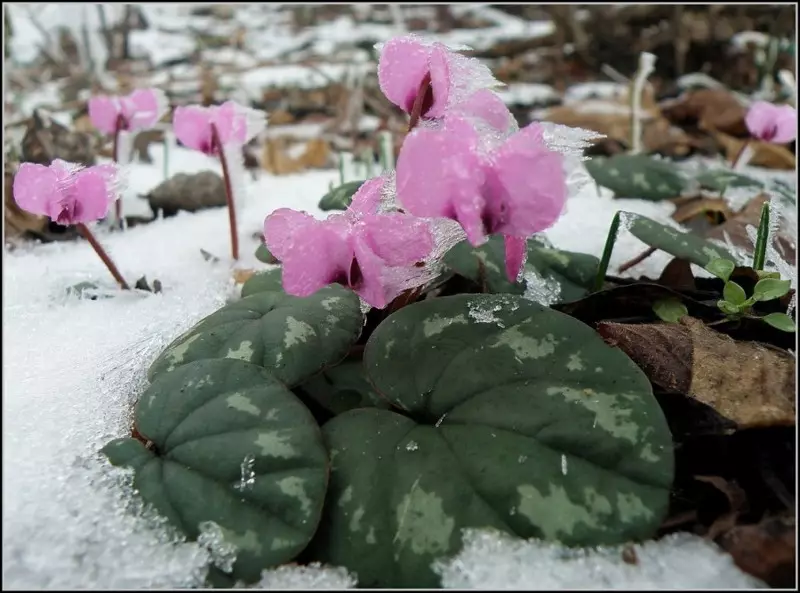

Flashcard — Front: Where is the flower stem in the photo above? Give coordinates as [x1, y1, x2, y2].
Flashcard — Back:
[112, 113, 124, 227]
[407, 73, 432, 133]
[76, 223, 130, 289]
[211, 123, 239, 261]
[731, 138, 752, 170]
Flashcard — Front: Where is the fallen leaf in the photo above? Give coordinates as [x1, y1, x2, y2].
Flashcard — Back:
[694, 475, 748, 540]
[713, 130, 796, 170]
[660, 89, 748, 136]
[596, 317, 796, 428]
[671, 196, 733, 226]
[232, 268, 256, 285]
[717, 514, 795, 588]
[658, 258, 697, 291]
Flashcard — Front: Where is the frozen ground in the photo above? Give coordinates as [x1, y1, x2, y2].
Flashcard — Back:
[3, 143, 777, 589]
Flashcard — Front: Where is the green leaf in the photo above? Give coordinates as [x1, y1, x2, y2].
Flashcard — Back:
[652, 298, 688, 322]
[443, 235, 599, 304]
[102, 359, 329, 583]
[695, 170, 763, 193]
[753, 278, 791, 302]
[255, 243, 278, 265]
[705, 258, 735, 282]
[148, 286, 364, 386]
[717, 299, 741, 316]
[584, 154, 687, 201]
[241, 269, 284, 298]
[623, 212, 736, 267]
[756, 270, 781, 280]
[723, 281, 747, 306]
[298, 359, 390, 416]
[752, 202, 770, 271]
[311, 294, 673, 588]
[318, 180, 365, 211]
[761, 312, 797, 332]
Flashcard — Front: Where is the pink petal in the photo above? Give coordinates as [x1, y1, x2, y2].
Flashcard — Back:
[69, 168, 114, 223]
[12, 162, 61, 218]
[173, 106, 214, 154]
[426, 44, 452, 118]
[378, 36, 432, 113]
[347, 176, 385, 218]
[484, 123, 567, 237]
[351, 234, 392, 309]
[771, 105, 797, 144]
[212, 102, 245, 146]
[88, 96, 121, 135]
[357, 213, 434, 266]
[503, 235, 527, 283]
[124, 88, 169, 131]
[264, 209, 353, 297]
[745, 101, 776, 140]
[395, 118, 487, 245]
[454, 89, 514, 132]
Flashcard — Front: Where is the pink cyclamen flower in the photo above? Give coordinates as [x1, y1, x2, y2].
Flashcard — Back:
[264, 176, 435, 308]
[745, 101, 797, 144]
[395, 117, 567, 282]
[13, 159, 122, 226]
[88, 88, 169, 135]
[173, 101, 266, 156]
[378, 35, 510, 130]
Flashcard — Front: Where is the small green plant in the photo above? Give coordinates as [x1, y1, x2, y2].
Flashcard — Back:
[705, 257, 795, 332]
[652, 297, 688, 323]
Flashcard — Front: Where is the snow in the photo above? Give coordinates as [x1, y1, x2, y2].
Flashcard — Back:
[436, 529, 765, 589]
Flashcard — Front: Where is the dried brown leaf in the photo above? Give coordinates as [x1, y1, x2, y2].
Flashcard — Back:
[596, 317, 796, 428]
[718, 514, 795, 588]
[660, 89, 748, 136]
[713, 130, 796, 170]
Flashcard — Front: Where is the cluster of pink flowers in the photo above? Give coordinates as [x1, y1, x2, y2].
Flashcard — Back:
[264, 35, 568, 308]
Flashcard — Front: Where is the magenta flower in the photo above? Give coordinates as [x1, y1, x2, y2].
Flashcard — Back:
[88, 88, 169, 135]
[745, 101, 797, 144]
[378, 35, 510, 130]
[13, 159, 122, 226]
[264, 176, 435, 308]
[173, 101, 266, 155]
[395, 117, 567, 282]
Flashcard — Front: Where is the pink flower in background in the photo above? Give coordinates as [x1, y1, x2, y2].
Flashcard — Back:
[395, 117, 567, 282]
[88, 88, 169, 135]
[745, 101, 797, 143]
[378, 35, 510, 130]
[173, 101, 266, 156]
[13, 159, 122, 226]
[264, 177, 435, 308]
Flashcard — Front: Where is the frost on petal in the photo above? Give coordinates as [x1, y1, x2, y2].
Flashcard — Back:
[357, 213, 434, 266]
[124, 88, 169, 131]
[396, 118, 487, 245]
[426, 45, 452, 119]
[12, 162, 61, 218]
[484, 123, 568, 238]
[453, 89, 515, 135]
[264, 209, 353, 297]
[88, 96, 121, 135]
[503, 235, 527, 283]
[214, 101, 266, 146]
[378, 36, 432, 113]
[173, 106, 214, 154]
[347, 176, 386, 218]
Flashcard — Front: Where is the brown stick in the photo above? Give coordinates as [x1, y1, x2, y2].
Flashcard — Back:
[76, 223, 130, 289]
[211, 123, 239, 261]
[618, 246, 657, 274]
[407, 73, 432, 133]
[112, 113, 124, 225]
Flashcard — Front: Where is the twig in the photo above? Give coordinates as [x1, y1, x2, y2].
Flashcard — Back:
[618, 246, 657, 274]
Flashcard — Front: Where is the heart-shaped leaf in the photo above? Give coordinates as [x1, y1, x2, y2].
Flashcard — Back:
[762, 312, 796, 332]
[318, 180, 366, 211]
[695, 169, 763, 193]
[585, 154, 687, 201]
[255, 243, 279, 265]
[443, 235, 599, 304]
[623, 212, 736, 267]
[241, 268, 284, 298]
[298, 359, 390, 416]
[102, 359, 329, 583]
[311, 294, 674, 588]
[148, 286, 364, 386]
[753, 278, 792, 302]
